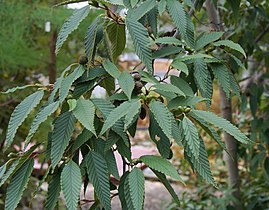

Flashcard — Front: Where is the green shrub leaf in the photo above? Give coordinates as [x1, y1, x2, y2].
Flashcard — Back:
[140, 155, 184, 183]
[211, 63, 231, 99]
[5, 90, 44, 150]
[124, 99, 140, 130]
[100, 100, 134, 135]
[102, 59, 121, 78]
[45, 170, 61, 210]
[213, 40, 246, 58]
[182, 116, 200, 158]
[149, 100, 173, 139]
[195, 32, 224, 50]
[85, 17, 100, 61]
[86, 151, 111, 210]
[130, 0, 156, 20]
[151, 169, 180, 205]
[126, 17, 153, 74]
[59, 65, 85, 103]
[167, 0, 195, 47]
[56, 5, 90, 54]
[118, 71, 135, 100]
[191, 110, 252, 144]
[125, 167, 145, 210]
[153, 83, 186, 96]
[61, 160, 82, 210]
[51, 112, 76, 168]
[25, 101, 59, 145]
[193, 58, 212, 106]
[73, 99, 96, 136]
[5, 158, 34, 210]
[106, 21, 126, 61]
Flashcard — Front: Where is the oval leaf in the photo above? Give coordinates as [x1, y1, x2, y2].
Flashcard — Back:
[61, 160, 82, 210]
[73, 99, 96, 136]
[5, 158, 34, 210]
[140, 155, 184, 183]
[5, 90, 44, 150]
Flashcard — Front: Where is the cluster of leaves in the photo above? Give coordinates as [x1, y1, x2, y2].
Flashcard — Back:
[0, 0, 252, 209]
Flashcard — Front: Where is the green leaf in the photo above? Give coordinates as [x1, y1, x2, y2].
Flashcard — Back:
[124, 99, 141, 130]
[85, 17, 100, 61]
[130, 0, 156, 20]
[99, 76, 115, 96]
[137, 70, 159, 84]
[188, 112, 230, 156]
[61, 160, 82, 210]
[106, 21, 126, 61]
[147, 6, 158, 37]
[0, 84, 39, 94]
[105, 150, 120, 180]
[183, 0, 195, 9]
[73, 99, 96, 136]
[25, 101, 59, 145]
[170, 75, 194, 96]
[153, 83, 186, 96]
[149, 100, 173, 139]
[118, 172, 130, 210]
[154, 37, 185, 46]
[195, 32, 224, 51]
[0, 164, 6, 180]
[0, 160, 19, 187]
[118, 71, 135, 100]
[126, 168, 145, 210]
[168, 96, 207, 110]
[67, 99, 77, 111]
[192, 110, 252, 144]
[182, 116, 200, 158]
[0, 145, 39, 187]
[130, 0, 138, 7]
[175, 53, 213, 62]
[193, 58, 212, 105]
[102, 59, 121, 78]
[51, 112, 76, 168]
[151, 169, 180, 205]
[149, 112, 171, 158]
[92, 99, 129, 145]
[229, 71, 240, 97]
[184, 138, 217, 187]
[171, 60, 189, 75]
[56, 5, 90, 54]
[158, 0, 167, 15]
[86, 151, 111, 210]
[230, 54, 246, 70]
[213, 40, 246, 58]
[5, 158, 34, 210]
[45, 170, 61, 210]
[100, 100, 134, 135]
[126, 17, 153, 74]
[167, 0, 194, 47]
[140, 155, 184, 183]
[5, 90, 44, 150]
[211, 63, 231, 99]
[153, 46, 183, 59]
[48, 65, 72, 104]
[59, 65, 85, 103]
[71, 128, 94, 153]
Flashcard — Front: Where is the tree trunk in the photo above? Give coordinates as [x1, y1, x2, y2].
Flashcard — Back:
[205, 1, 241, 209]
[48, 29, 57, 84]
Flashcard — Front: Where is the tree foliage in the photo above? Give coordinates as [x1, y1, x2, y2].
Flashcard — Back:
[0, 0, 253, 209]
